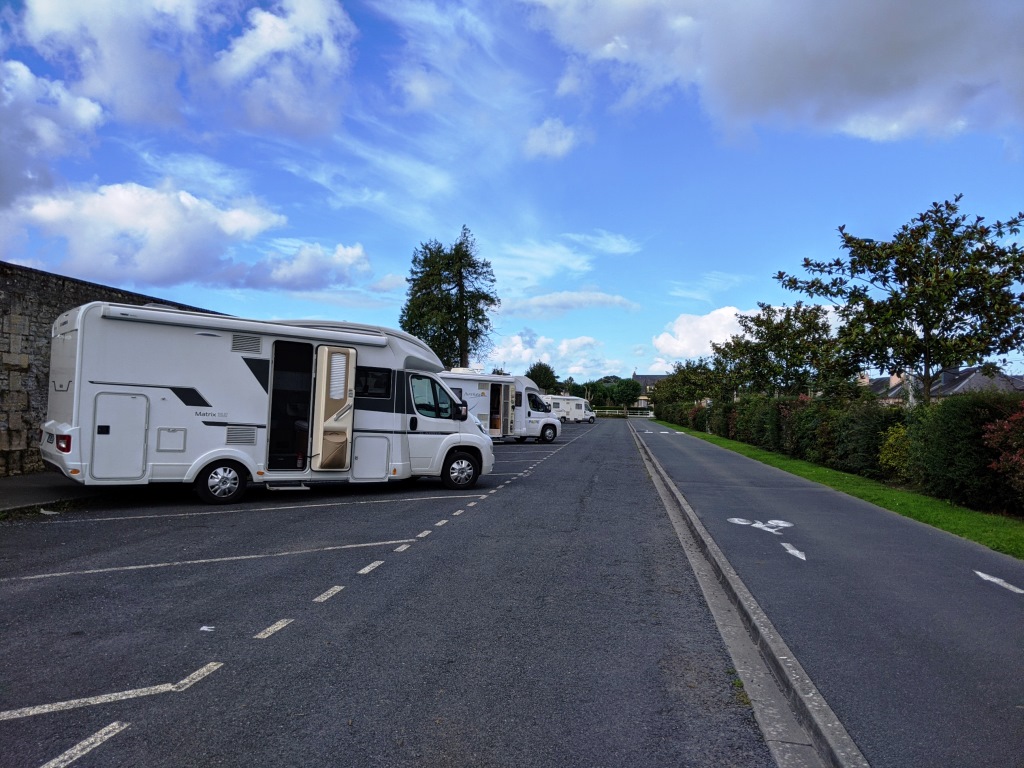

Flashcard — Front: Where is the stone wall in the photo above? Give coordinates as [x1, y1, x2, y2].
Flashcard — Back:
[0, 261, 207, 476]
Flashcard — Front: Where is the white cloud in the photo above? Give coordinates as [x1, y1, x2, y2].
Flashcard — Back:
[502, 290, 638, 318]
[562, 229, 640, 255]
[7, 182, 285, 287]
[492, 239, 593, 290]
[212, 0, 357, 135]
[668, 271, 752, 304]
[652, 306, 751, 360]
[481, 329, 621, 380]
[522, 0, 1024, 139]
[245, 242, 371, 291]
[369, 273, 408, 293]
[0, 59, 104, 205]
[21, 0, 357, 135]
[524, 117, 577, 158]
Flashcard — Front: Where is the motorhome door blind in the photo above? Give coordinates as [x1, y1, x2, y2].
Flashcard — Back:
[329, 353, 348, 399]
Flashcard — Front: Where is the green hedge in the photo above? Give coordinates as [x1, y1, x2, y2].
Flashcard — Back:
[655, 391, 1024, 516]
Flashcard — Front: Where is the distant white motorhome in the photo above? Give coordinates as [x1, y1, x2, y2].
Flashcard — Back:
[543, 395, 597, 424]
[40, 302, 494, 503]
[440, 370, 560, 443]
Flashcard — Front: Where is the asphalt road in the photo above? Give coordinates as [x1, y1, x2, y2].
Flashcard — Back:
[0, 420, 774, 768]
[634, 423, 1024, 768]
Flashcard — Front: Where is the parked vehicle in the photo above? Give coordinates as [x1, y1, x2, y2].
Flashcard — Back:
[542, 395, 597, 423]
[440, 370, 560, 443]
[40, 302, 494, 503]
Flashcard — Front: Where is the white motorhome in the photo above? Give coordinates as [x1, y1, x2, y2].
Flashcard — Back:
[543, 395, 597, 423]
[40, 302, 494, 503]
[440, 370, 560, 443]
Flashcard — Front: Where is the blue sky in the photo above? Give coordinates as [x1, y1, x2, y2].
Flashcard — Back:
[2, 0, 1023, 381]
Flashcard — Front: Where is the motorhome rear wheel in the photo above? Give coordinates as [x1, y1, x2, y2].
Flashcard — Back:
[195, 460, 248, 504]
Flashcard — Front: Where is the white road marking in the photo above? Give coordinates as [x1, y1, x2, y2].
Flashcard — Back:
[358, 560, 384, 575]
[40, 722, 130, 768]
[975, 571, 1024, 594]
[435, 520, 448, 527]
[0, 663, 222, 721]
[394, 544, 411, 552]
[2, 539, 415, 583]
[782, 543, 807, 561]
[313, 586, 345, 602]
[43, 495, 483, 524]
[417, 530, 432, 538]
[467, 502, 477, 507]
[199, 626, 215, 632]
[452, 510, 463, 516]
[254, 619, 293, 639]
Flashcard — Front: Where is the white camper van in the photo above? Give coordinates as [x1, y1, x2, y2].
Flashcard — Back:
[440, 370, 560, 443]
[543, 395, 597, 423]
[40, 302, 494, 503]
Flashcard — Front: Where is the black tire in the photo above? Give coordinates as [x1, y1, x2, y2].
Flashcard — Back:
[588, 416, 596, 424]
[559, 416, 567, 423]
[194, 460, 248, 504]
[514, 437, 527, 443]
[442, 451, 479, 489]
[539, 424, 557, 443]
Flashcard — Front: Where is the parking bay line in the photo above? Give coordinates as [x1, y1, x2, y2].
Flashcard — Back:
[40, 721, 131, 768]
[0, 663, 222, 721]
[1, 540, 417, 582]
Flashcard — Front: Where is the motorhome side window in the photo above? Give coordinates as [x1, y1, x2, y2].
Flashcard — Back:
[410, 375, 454, 419]
[355, 367, 392, 398]
[528, 392, 547, 411]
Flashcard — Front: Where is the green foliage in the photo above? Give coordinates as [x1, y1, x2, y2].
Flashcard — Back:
[908, 393, 1022, 510]
[777, 195, 1024, 403]
[399, 226, 499, 369]
[525, 361, 558, 392]
[879, 424, 913, 484]
[610, 378, 642, 411]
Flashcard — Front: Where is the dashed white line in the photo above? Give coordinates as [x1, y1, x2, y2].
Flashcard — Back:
[254, 619, 293, 639]
[394, 544, 411, 552]
[975, 570, 1024, 594]
[452, 510, 464, 516]
[0, 663, 222, 721]
[313, 586, 345, 602]
[358, 560, 384, 575]
[3, 540, 415, 582]
[435, 520, 448, 527]
[417, 530, 432, 538]
[467, 502, 477, 507]
[40, 722, 131, 768]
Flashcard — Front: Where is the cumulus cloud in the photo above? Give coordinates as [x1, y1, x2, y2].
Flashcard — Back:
[524, 117, 577, 158]
[20, 0, 357, 135]
[523, 0, 1024, 139]
[8, 182, 286, 287]
[652, 306, 751, 360]
[482, 329, 620, 380]
[245, 242, 370, 291]
[0, 60, 104, 205]
[502, 290, 639, 318]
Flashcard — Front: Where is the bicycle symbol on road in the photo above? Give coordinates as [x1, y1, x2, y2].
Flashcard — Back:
[727, 518, 793, 535]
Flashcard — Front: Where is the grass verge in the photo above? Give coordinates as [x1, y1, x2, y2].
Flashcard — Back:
[655, 421, 1024, 561]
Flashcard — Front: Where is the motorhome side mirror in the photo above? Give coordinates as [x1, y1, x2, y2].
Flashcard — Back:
[456, 402, 468, 421]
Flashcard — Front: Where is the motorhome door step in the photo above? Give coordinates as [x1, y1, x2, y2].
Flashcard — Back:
[265, 482, 311, 492]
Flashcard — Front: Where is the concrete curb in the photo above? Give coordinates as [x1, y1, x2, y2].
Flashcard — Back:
[630, 423, 869, 768]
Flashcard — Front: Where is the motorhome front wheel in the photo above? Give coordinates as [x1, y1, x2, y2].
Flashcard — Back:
[539, 424, 557, 443]
[195, 460, 248, 504]
[443, 451, 479, 489]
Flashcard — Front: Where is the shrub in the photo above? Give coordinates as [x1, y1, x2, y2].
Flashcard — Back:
[879, 423, 913, 484]
[982, 402, 1024, 499]
[908, 392, 1023, 512]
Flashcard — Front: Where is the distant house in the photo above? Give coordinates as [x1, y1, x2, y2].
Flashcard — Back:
[863, 366, 1024, 404]
[632, 372, 669, 409]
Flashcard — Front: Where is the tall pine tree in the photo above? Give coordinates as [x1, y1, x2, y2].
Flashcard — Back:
[399, 226, 500, 369]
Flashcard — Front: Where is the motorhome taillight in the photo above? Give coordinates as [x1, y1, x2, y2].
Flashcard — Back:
[56, 435, 72, 453]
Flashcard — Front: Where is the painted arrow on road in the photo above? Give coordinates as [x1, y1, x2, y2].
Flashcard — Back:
[974, 571, 1024, 594]
[781, 543, 806, 561]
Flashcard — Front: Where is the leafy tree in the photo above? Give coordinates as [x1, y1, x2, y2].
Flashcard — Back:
[711, 302, 856, 397]
[650, 357, 716, 407]
[776, 196, 1024, 403]
[610, 378, 643, 414]
[525, 361, 558, 391]
[399, 226, 499, 369]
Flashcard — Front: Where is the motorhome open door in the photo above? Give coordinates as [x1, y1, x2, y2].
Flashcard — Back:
[311, 346, 356, 471]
